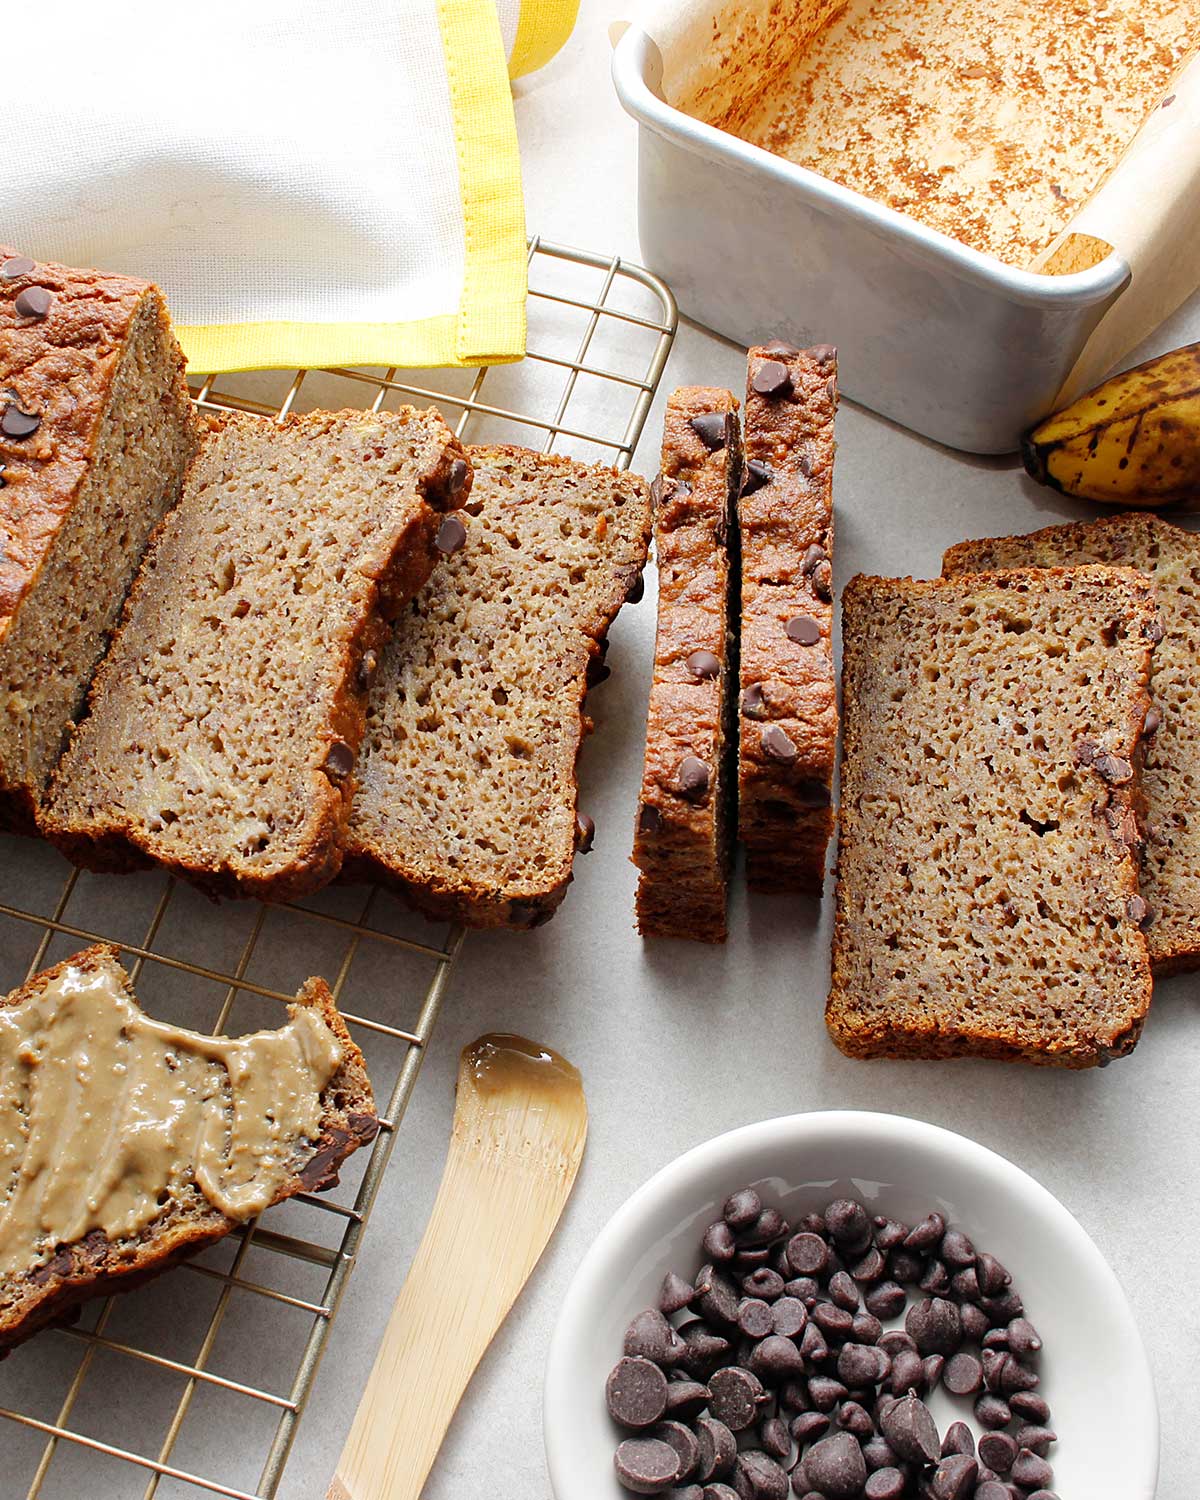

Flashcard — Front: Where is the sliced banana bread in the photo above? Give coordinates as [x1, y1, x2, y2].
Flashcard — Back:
[944, 513, 1198, 975]
[738, 342, 838, 895]
[634, 388, 741, 943]
[43, 408, 468, 901]
[830, 566, 1158, 1067]
[346, 445, 652, 928]
[0, 246, 198, 832]
[0, 944, 377, 1352]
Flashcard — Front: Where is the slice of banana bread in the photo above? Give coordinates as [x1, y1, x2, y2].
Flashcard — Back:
[0, 246, 198, 832]
[830, 566, 1158, 1067]
[42, 408, 468, 901]
[0, 944, 377, 1352]
[738, 342, 838, 896]
[634, 388, 741, 943]
[346, 445, 652, 928]
[944, 513, 1198, 975]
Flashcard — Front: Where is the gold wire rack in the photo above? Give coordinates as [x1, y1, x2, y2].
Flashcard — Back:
[0, 238, 677, 1499]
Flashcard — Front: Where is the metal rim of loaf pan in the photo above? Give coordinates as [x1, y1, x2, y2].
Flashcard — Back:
[613, 24, 1135, 455]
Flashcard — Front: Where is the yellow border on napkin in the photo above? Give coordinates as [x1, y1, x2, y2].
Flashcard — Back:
[179, 0, 526, 375]
[509, 0, 581, 78]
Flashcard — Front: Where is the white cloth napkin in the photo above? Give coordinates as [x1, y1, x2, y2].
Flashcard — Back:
[3, 0, 532, 370]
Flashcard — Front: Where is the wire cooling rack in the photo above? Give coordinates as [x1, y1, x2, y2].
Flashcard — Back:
[0, 238, 677, 1499]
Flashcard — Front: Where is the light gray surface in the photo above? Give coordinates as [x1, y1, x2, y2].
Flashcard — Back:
[286, 14, 1200, 1497]
[3, 5, 1199, 1496]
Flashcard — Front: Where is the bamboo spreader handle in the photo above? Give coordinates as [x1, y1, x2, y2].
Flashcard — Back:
[328, 1035, 587, 1500]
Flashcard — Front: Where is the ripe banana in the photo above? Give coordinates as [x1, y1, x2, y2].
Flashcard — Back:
[1022, 341, 1200, 507]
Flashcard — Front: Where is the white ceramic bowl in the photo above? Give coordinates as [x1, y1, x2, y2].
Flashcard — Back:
[545, 1111, 1157, 1499]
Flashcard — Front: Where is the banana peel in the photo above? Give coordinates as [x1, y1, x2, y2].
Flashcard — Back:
[1022, 341, 1200, 508]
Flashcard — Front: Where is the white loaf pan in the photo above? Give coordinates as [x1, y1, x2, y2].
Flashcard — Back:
[613, 24, 1180, 455]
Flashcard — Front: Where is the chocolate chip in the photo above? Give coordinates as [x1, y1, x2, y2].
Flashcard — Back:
[687, 648, 720, 680]
[975, 1251, 1010, 1296]
[811, 344, 837, 365]
[826, 1199, 873, 1252]
[837, 1343, 889, 1388]
[800, 543, 827, 576]
[1, 398, 40, 439]
[709, 1366, 766, 1431]
[447, 456, 469, 493]
[1144, 704, 1162, 736]
[695, 1415, 738, 1480]
[1015, 1424, 1057, 1456]
[664, 1380, 711, 1422]
[929, 1453, 978, 1500]
[943, 1352, 982, 1395]
[738, 1297, 774, 1339]
[940, 1228, 976, 1267]
[880, 1393, 939, 1464]
[659, 1271, 694, 1315]
[724, 1187, 762, 1227]
[703, 1221, 738, 1262]
[760, 724, 798, 764]
[851, 1309, 883, 1342]
[741, 459, 773, 496]
[762, 338, 800, 358]
[696, 1265, 741, 1328]
[865, 1281, 906, 1320]
[786, 1231, 828, 1276]
[978, 1432, 1017, 1474]
[837, 1400, 873, 1439]
[607, 1356, 669, 1429]
[812, 1302, 854, 1339]
[906, 1297, 962, 1356]
[614, 1435, 679, 1492]
[742, 1206, 789, 1245]
[626, 572, 645, 604]
[1009, 1391, 1051, 1424]
[1, 256, 35, 280]
[14, 285, 52, 320]
[677, 756, 710, 800]
[1144, 615, 1164, 643]
[771, 1295, 806, 1337]
[653, 1421, 700, 1484]
[639, 803, 662, 835]
[941, 1420, 975, 1458]
[751, 359, 792, 397]
[741, 683, 767, 719]
[576, 811, 595, 853]
[800, 1431, 867, 1500]
[434, 514, 467, 554]
[1092, 750, 1134, 784]
[919, 1259, 951, 1297]
[759, 1416, 790, 1461]
[786, 614, 822, 646]
[690, 412, 730, 450]
[678, 1324, 732, 1379]
[357, 648, 378, 691]
[1006, 1316, 1041, 1356]
[790, 1410, 830, 1447]
[974, 1392, 1011, 1429]
[322, 740, 354, 780]
[864, 1469, 906, 1500]
[625, 1309, 680, 1364]
[811, 560, 833, 601]
[890, 1348, 924, 1396]
[742, 1267, 785, 1301]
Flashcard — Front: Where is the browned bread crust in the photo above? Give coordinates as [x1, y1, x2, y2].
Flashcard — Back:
[738, 344, 838, 896]
[830, 566, 1157, 1067]
[0, 247, 198, 832]
[0, 945, 377, 1353]
[41, 408, 467, 902]
[943, 512, 1200, 976]
[346, 445, 652, 929]
[634, 388, 741, 942]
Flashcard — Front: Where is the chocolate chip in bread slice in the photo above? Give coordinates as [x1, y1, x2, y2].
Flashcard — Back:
[42, 407, 468, 901]
[0, 944, 377, 1353]
[346, 444, 652, 928]
[738, 342, 838, 895]
[943, 512, 1196, 976]
[830, 566, 1159, 1067]
[633, 388, 741, 942]
[0, 247, 199, 833]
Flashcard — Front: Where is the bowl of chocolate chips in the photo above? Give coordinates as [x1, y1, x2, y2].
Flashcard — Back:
[545, 1111, 1155, 1500]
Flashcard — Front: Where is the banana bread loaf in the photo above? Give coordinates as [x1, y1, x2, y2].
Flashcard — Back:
[0, 247, 198, 832]
[738, 342, 838, 895]
[829, 566, 1157, 1067]
[944, 512, 1198, 975]
[0, 944, 377, 1352]
[43, 408, 467, 901]
[634, 388, 741, 943]
[346, 445, 652, 928]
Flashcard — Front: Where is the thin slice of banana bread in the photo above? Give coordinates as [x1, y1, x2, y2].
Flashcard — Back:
[0, 246, 198, 832]
[634, 388, 741, 943]
[346, 445, 652, 928]
[944, 513, 1198, 975]
[738, 342, 838, 895]
[42, 408, 468, 901]
[0, 944, 377, 1352]
[830, 566, 1158, 1067]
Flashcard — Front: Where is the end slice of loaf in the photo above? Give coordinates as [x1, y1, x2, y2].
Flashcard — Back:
[42, 407, 467, 901]
[634, 388, 741, 943]
[346, 445, 652, 928]
[0, 944, 377, 1352]
[944, 512, 1198, 975]
[0, 246, 198, 832]
[738, 343, 838, 895]
[830, 566, 1158, 1068]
